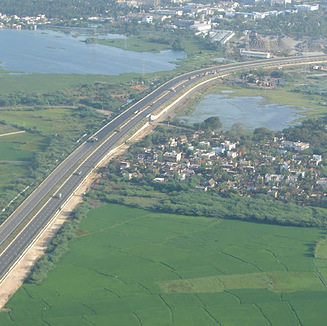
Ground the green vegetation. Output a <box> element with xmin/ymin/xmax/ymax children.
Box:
<box><xmin>92</xmin><ymin>178</ymin><xmax>327</xmax><ymax>227</ymax></box>
<box><xmin>86</xmin><ymin>35</ymin><xmax>172</xmax><ymax>53</ymax></box>
<box><xmin>0</xmin><ymin>33</ymin><xmax>220</xmax><ymax>221</ymax></box>
<box><xmin>86</xmin><ymin>29</ymin><xmax>225</xmax><ymax>73</ymax></box>
<box><xmin>28</xmin><ymin>201</ymin><xmax>90</xmax><ymax>284</ymax></box>
<box><xmin>0</xmin><ymin>73</ymin><xmax>140</xmax><ymax>94</ymax></box>
<box><xmin>0</xmin><ymin>133</ymin><xmax>40</xmax><ymax>161</ymax></box>
<box><xmin>90</xmin><ymin>112</ymin><xmax>327</xmax><ymax>222</ymax></box>
<box><xmin>159</xmin><ymin>271</ymin><xmax>324</xmax><ymax>293</ymax></box>
<box><xmin>194</xmin><ymin>116</ymin><xmax>222</xmax><ymax>131</ymax></box>
<box><xmin>218</xmin><ymin>9</ymin><xmax>327</xmax><ymax>38</ymax></box>
<box><xmin>284</xmin><ymin>116</ymin><xmax>327</xmax><ymax>155</ymax></box>
<box><xmin>315</xmin><ymin>238</ymin><xmax>327</xmax><ymax>260</ymax></box>
<box><xmin>0</xmin><ymin>70</ymin><xmax>155</xmax><ymax>220</ymax></box>
<box><xmin>0</xmin><ymin>107</ymin><xmax>99</xmax><ymax>136</ymax></box>
<box><xmin>0</xmin><ymin>105</ymin><xmax>105</xmax><ymax>222</ymax></box>
<box><xmin>85</xmin><ymin>30</ymin><xmax>202</xmax><ymax>54</ymax></box>
<box><xmin>0</xmin><ymin>0</ymin><xmax>116</xmax><ymax>18</ymax></box>
<box><xmin>1</xmin><ymin>204</ymin><xmax>326</xmax><ymax>325</ymax></box>
<box><xmin>0</xmin><ymin>124</ymin><xmax>46</xmax><ymax>218</ymax></box>
<box><xmin>0</xmin><ymin>124</ymin><xmax>18</xmax><ymax>135</ymax></box>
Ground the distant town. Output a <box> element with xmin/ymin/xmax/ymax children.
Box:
<box><xmin>112</xmin><ymin>120</ymin><xmax>327</xmax><ymax>207</ymax></box>
<box><xmin>0</xmin><ymin>0</ymin><xmax>325</xmax><ymax>58</ymax></box>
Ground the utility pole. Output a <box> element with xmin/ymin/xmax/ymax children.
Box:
<box><xmin>142</xmin><ymin>59</ymin><xmax>145</xmax><ymax>77</ymax></box>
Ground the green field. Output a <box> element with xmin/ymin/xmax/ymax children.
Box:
<box><xmin>0</xmin><ymin>132</ymin><xmax>44</xmax><ymax>161</ymax></box>
<box><xmin>0</xmin><ymin>124</ymin><xmax>18</xmax><ymax>135</ymax></box>
<box><xmin>0</xmin><ymin>73</ymin><xmax>140</xmax><ymax>94</ymax></box>
<box><xmin>0</xmin><ymin>107</ymin><xmax>96</xmax><ymax>136</ymax></box>
<box><xmin>0</xmin><ymin>105</ymin><xmax>105</xmax><ymax>215</ymax></box>
<box><xmin>92</xmin><ymin>36</ymin><xmax>172</xmax><ymax>53</ymax></box>
<box><xmin>1</xmin><ymin>204</ymin><xmax>326</xmax><ymax>325</ymax></box>
<box><xmin>0</xmin><ymin>125</ymin><xmax>46</xmax><ymax>210</ymax></box>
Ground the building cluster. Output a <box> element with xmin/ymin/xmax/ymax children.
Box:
<box><xmin>0</xmin><ymin>13</ymin><xmax>50</xmax><ymax>29</ymax></box>
<box><xmin>115</xmin><ymin>0</ymin><xmax>321</xmax><ymax>52</ymax></box>
<box><xmin>115</xmin><ymin>129</ymin><xmax>327</xmax><ymax>204</ymax></box>
<box><xmin>226</xmin><ymin>4</ymin><xmax>319</xmax><ymax>20</ymax></box>
<box><xmin>0</xmin><ymin>0</ymin><xmax>321</xmax><ymax>55</ymax></box>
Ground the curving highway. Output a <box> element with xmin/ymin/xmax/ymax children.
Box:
<box><xmin>0</xmin><ymin>54</ymin><xmax>327</xmax><ymax>281</ymax></box>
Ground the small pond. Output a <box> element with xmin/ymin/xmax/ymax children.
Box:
<box><xmin>178</xmin><ymin>94</ymin><xmax>313</xmax><ymax>131</ymax></box>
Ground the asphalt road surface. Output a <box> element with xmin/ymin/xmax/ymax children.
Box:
<box><xmin>0</xmin><ymin>55</ymin><xmax>327</xmax><ymax>280</ymax></box>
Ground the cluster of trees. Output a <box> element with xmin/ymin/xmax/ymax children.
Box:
<box><xmin>92</xmin><ymin>174</ymin><xmax>327</xmax><ymax>228</ymax></box>
<box><xmin>28</xmin><ymin>201</ymin><xmax>89</xmax><ymax>283</ymax></box>
<box><xmin>0</xmin><ymin>91</ymin><xmax>72</xmax><ymax>107</ymax></box>
<box><xmin>255</xmin><ymin>10</ymin><xmax>327</xmax><ymax>38</ymax></box>
<box><xmin>194</xmin><ymin>116</ymin><xmax>222</xmax><ymax>131</ymax></box>
<box><xmin>0</xmin><ymin>80</ymin><xmax>145</xmax><ymax>113</ymax></box>
<box><xmin>154</xmin><ymin>191</ymin><xmax>327</xmax><ymax>228</ymax></box>
<box><xmin>217</xmin><ymin>9</ymin><xmax>327</xmax><ymax>38</ymax></box>
<box><xmin>0</xmin><ymin>0</ymin><xmax>112</xmax><ymax>18</ymax></box>
<box><xmin>283</xmin><ymin>116</ymin><xmax>327</xmax><ymax>155</ymax></box>
<box><xmin>142</xmin><ymin>35</ymin><xmax>185</xmax><ymax>51</ymax></box>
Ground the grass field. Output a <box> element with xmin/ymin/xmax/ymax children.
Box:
<box><xmin>1</xmin><ymin>204</ymin><xmax>326</xmax><ymax>326</ymax></box>
<box><xmin>93</xmin><ymin>36</ymin><xmax>172</xmax><ymax>53</ymax></box>
<box><xmin>0</xmin><ymin>124</ymin><xmax>19</xmax><ymax>135</ymax></box>
<box><xmin>0</xmin><ymin>132</ymin><xmax>44</xmax><ymax>161</ymax></box>
<box><xmin>0</xmin><ymin>105</ymin><xmax>104</xmax><ymax>213</ymax></box>
<box><xmin>0</xmin><ymin>125</ymin><xmax>46</xmax><ymax>209</ymax></box>
<box><xmin>0</xmin><ymin>107</ymin><xmax>95</xmax><ymax>136</ymax></box>
<box><xmin>0</xmin><ymin>73</ymin><xmax>140</xmax><ymax>94</ymax></box>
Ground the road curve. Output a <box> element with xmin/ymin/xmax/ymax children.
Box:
<box><xmin>0</xmin><ymin>55</ymin><xmax>327</xmax><ymax>281</ymax></box>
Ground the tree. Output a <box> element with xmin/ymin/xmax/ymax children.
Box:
<box><xmin>253</xmin><ymin>127</ymin><xmax>274</xmax><ymax>141</ymax></box>
<box><xmin>198</xmin><ymin>116</ymin><xmax>222</xmax><ymax>131</ymax></box>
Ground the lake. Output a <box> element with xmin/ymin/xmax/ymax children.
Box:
<box><xmin>0</xmin><ymin>29</ymin><xmax>185</xmax><ymax>75</ymax></box>
<box><xmin>178</xmin><ymin>94</ymin><xmax>312</xmax><ymax>131</ymax></box>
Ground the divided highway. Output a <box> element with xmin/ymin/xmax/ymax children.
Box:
<box><xmin>1</xmin><ymin>55</ymin><xmax>327</xmax><ymax>281</ymax></box>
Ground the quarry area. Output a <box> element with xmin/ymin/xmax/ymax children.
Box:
<box><xmin>236</xmin><ymin>33</ymin><xmax>327</xmax><ymax>56</ymax></box>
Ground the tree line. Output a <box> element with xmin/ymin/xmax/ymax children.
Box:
<box><xmin>27</xmin><ymin>201</ymin><xmax>90</xmax><ymax>283</ymax></box>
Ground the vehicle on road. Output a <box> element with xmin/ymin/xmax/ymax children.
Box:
<box><xmin>87</xmin><ymin>136</ymin><xmax>98</xmax><ymax>142</ymax></box>
<box><xmin>54</xmin><ymin>193</ymin><xmax>62</xmax><ymax>199</ymax></box>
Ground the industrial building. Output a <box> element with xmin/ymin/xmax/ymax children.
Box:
<box><xmin>210</xmin><ymin>30</ymin><xmax>235</xmax><ymax>44</ymax></box>
<box><xmin>241</xmin><ymin>50</ymin><xmax>271</xmax><ymax>58</ymax></box>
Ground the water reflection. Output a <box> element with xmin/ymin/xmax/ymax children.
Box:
<box><xmin>179</xmin><ymin>94</ymin><xmax>313</xmax><ymax>131</ymax></box>
<box><xmin>0</xmin><ymin>29</ymin><xmax>185</xmax><ymax>75</ymax></box>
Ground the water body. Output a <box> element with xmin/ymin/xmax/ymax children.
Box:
<box><xmin>0</xmin><ymin>29</ymin><xmax>184</xmax><ymax>75</ymax></box>
<box><xmin>179</xmin><ymin>94</ymin><xmax>313</xmax><ymax>131</ymax></box>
